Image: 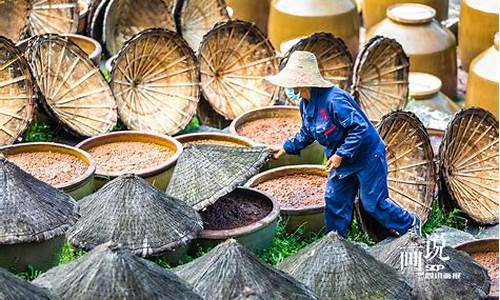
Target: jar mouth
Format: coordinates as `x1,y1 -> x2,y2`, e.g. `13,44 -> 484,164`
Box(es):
387,3 -> 436,25
409,72 -> 442,99
494,32 -> 499,51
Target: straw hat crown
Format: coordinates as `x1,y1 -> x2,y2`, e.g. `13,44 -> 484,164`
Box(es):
265,50 -> 334,88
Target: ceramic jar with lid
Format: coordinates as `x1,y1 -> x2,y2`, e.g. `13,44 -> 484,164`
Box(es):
268,0 -> 359,54
226,0 -> 270,34
362,0 -> 448,30
465,33 -> 499,119
459,0 -> 499,71
367,4 -> 457,99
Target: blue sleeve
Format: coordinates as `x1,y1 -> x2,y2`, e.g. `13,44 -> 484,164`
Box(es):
283,121 -> 315,155
333,95 -> 369,159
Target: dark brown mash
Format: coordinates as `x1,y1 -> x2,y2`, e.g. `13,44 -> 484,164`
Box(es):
7,151 -> 87,186
472,251 -> 499,295
237,117 -> 300,146
254,174 -> 326,209
201,191 -> 272,230
87,141 -> 173,173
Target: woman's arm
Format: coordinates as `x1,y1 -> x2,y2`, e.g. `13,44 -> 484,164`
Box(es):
282,122 -> 315,155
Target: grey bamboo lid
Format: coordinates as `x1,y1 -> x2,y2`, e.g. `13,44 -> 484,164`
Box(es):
33,243 -> 202,300
0,267 -> 59,300
0,156 -> 79,244
174,239 -> 318,300
67,174 -> 202,256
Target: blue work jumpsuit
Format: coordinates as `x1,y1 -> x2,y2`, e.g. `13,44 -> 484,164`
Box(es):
283,86 -> 414,237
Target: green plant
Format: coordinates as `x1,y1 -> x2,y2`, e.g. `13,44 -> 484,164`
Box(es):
17,265 -> 42,281
59,243 -> 85,265
347,217 -> 375,246
177,116 -> 201,135
423,198 -> 468,235
23,121 -> 54,142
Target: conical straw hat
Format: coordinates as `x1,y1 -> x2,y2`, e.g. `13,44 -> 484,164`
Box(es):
0,267 -> 58,299
265,51 -> 334,88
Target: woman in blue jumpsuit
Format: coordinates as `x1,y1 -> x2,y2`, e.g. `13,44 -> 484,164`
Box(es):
266,51 -> 420,237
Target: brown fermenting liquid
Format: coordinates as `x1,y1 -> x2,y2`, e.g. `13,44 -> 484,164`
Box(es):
201,191 -> 272,230
254,174 -> 326,209
472,251 -> 499,294
237,117 -> 300,146
7,151 -> 87,186
87,142 -> 173,173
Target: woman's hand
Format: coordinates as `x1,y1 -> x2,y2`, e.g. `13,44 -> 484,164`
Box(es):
270,146 -> 286,160
325,154 -> 343,172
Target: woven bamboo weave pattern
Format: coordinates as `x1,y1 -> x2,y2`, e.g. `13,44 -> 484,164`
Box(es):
28,0 -> 79,36
0,0 -> 29,42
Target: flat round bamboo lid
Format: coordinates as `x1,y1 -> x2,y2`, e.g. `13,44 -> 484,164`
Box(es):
28,0 -> 79,36
111,28 -> 200,135
0,37 -> 36,146
26,34 -> 117,137
440,108 -> 499,224
198,20 -> 279,120
0,0 -> 29,42
409,72 -> 442,99
281,33 -> 353,91
357,111 -> 436,241
103,0 -> 176,55
351,36 -> 409,122
387,3 -> 436,24
174,0 -> 229,52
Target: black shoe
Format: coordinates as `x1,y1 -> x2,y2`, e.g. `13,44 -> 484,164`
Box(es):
408,215 -> 422,236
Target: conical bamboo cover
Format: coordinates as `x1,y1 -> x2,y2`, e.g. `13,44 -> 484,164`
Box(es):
33,243 -> 202,300
278,232 -> 412,300
26,34 -> 117,137
166,144 -> 271,210
357,111 -> 436,241
282,33 -> 353,91
0,37 -> 36,146
67,174 -> 202,257
111,28 -> 199,135
0,0 -> 29,42
28,0 -> 79,36
198,20 -> 279,120
0,267 -> 58,300
174,0 -> 229,51
351,36 -> 409,122
440,107 -> 499,224
174,239 -> 318,300
370,233 -> 490,299
103,0 -> 176,55
0,156 -> 79,244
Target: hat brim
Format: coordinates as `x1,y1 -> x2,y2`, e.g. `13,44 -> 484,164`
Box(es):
265,73 -> 334,88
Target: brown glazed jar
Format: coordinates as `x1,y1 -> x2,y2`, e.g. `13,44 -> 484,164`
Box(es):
268,0 -> 359,54
362,0 -> 448,30
465,33 -> 499,119
459,0 -> 499,71
368,4 -> 457,99
226,0 -> 270,34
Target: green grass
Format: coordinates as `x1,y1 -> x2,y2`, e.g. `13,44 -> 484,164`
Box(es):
23,121 -> 54,142
423,198 -> 468,235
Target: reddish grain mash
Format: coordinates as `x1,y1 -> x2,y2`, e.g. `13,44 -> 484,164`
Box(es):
87,141 -> 173,174
472,251 -> 499,295
254,174 -> 326,209
7,151 -> 87,186
237,117 -> 301,146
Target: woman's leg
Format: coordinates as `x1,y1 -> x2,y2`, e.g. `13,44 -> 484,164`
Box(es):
356,153 -> 414,235
324,172 -> 358,237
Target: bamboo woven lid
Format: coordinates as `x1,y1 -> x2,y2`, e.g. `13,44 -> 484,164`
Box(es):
0,267 -> 59,299
174,0 -> 229,52
28,0 -> 79,36
0,0 -> 29,42
26,34 -> 117,137
281,33 -> 353,91
357,111 -> 436,241
103,0 -> 176,55
111,28 -> 199,135
351,36 -> 409,122
0,37 -> 36,146
198,20 -> 279,120
440,108 -> 499,224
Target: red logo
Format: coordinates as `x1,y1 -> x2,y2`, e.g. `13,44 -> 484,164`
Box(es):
320,108 -> 330,120
324,125 -> 336,135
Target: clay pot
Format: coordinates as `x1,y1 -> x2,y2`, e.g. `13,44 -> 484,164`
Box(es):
229,106 -> 325,169
175,132 -> 253,147
459,0 -> 499,71
246,165 -> 326,235
196,187 -> 280,252
367,4 -> 457,99
268,0 -> 359,54
407,72 -> 461,155
226,0 -> 270,34
76,131 -> 183,191
0,142 -> 96,200
465,33 -> 499,119
362,0 -> 448,30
